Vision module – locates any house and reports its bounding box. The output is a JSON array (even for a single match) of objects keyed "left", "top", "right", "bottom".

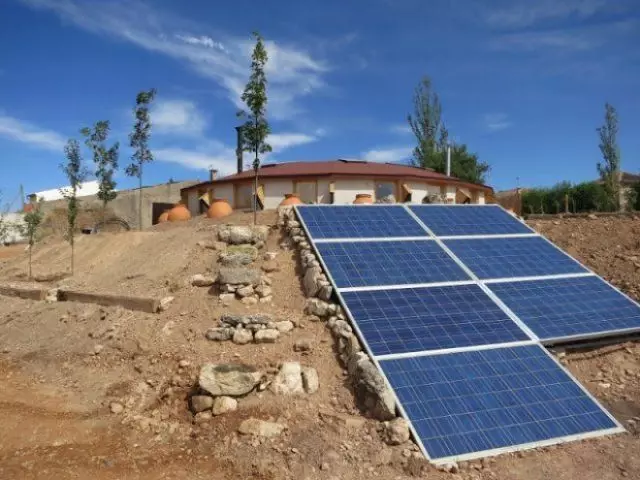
[{"left": 180, "top": 159, "right": 493, "bottom": 215}]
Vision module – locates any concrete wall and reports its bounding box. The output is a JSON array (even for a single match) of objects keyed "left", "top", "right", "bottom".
[
  {"left": 317, "top": 179, "right": 331, "bottom": 204},
  {"left": 264, "top": 180, "right": 294, "bottom": 209},
  {"left": 0, "top": 213, "right": 26, "bottom": 244},
  {"left": 334, "top": 179, "right": 375, "bottom": 204},
  {"left": 213, "top": 184, "right": 234, "bottom": 207},
  {"left": 40, "top": 180, "right": 198, "bottom": 230}
]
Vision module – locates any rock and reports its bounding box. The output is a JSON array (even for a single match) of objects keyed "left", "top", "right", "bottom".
[
  {"left": 217, "top": 267, "right": 261, "bottom": 286},
  {"left": 305, "top": 298, "right": 331, "bottom": 317},
  {"left": 302, "top": 367, "right": 319, "bottom": 394},
  {"left": 197, "top": 240, "right": 226, "bottom": 250},
  {"left": 303, "top": 266, "right": 322, "bottom": 297},
  {"left": 109, "top": 402, "right": 124, "bottom": 414},
  {"left": 93, "top": 344, "right": 104, "bottom": 355},
  {"left": 218, "top": 226, "right": 252, "bottom": 244},
  {"left": 307, "top": 315, "right": 321, "bottom": 323},
  {"left": 255, "top": 284, "right": 272, "bottom": 298},
  {"left": 158, "top": 296, "right": 174, "bottom": 311},
  {"left": 437, "top": 462, "right": 459, "bottom": 474},
  {"left": 198, "top": 363, "right": 262, "bottom": 397},
  {"left": 262, "top": 276, "right": 272, "bottom": 286},
  {"left": 178, "top": 359, "right": 191, "bottom": 368},
  {"left": 190, "top": 395, "right": 214, "bottom": 413},
  {"left": 238, "top": 418, "right": 286, "bottom": 438},
  {"left": 293, "top": 338, "right": 313, "bottom": 352},
  {"left": 263, "top": 251, "right": 277, "bottom": 260},
  {"left": 236, "top": 285, "right": 254, "bottom": 297},
  {"left": 254, "top": 329, "right": 280, "bottom": 343},
  {"left": 259, "top": 296, "right": 273, "bottom": 303},
  {"left": 191, "top": 274, "right": 216, "bottom": 287},
  {"left": 275, "top": 321, "right": 294, "bottom": 333},
  {"left": 261, "top": 260, "right": 280, "bottom": 273},
  {"left": 219, "top": 293, "right": 235, "bottom": 305},
  {"left": 212, "top": 396, "right": 238, "bottom": 415},
  {"left": 383, "top": 418, "right": 410, "bottom": 445},
  {"left": 221, "top": 313, "right": 271, "bottom": 326},
  {"left": 271, "top": 362, "right": 304, "bottom": 395},
  {"left": 195, "top": 411, "right": 212, "bottom": 423},
  {"left": 205, "top": 327, "right": 233, "bottom": 341},
  {"left": 241, "top": 296, "right": 258, "bottom": 306},
  {"left": 45, "top": 288, "right": 59, "bottom": 303},
  {"left": 332, "top": 319, "right": 352, "bottom": 338},
  {"left": 349, "top": 353, "right": 396, "bottom": 420},
  {"left": 232, "top": 328, "right": 253, "bottom": 345},
  {"left": 219, "top": 252, "right": 255, "bottom": 267}
]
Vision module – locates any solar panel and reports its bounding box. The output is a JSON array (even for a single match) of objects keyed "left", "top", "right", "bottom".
[
  {"left": 342, "top": 285, "right": 530, "bottom": 355},
  {"left": 444, "top": 236, "right": 588, "bottom": 280},
  {"left": 410, "top": 205, "right": 533, "bottom": 237},
  {"left": 380, "top": 344, "right": 620, "bottom": 462},
  {"left": 488, "top": 276, "right": 640, "bottom": 342},
  {"left": 297, "top": 205, "right": 427, "bottom": 239},
  {"left": 315, "top": 240, "right": 470, "bottom": 289}
]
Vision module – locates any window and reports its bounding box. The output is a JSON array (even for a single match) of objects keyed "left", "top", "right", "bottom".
[
  {"left": 296, "top": 182, "right": 316, "bottom": 204},
  {"left": 236, "top": 183, "right": 253, "bottom": 209},
  {"left": 375, "top": 181, "right": 396, "bottom": 201}
]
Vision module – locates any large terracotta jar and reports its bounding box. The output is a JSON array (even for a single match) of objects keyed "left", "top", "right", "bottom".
[
  {"left": 353, "top": 193, "right": 373, "bottom": 204},
  {"left": 279, "top": 193, "right": 303, "bottom": 206},
  {"left": 167, "top": 204, "right": 192, "bottom": 222},
  {"left": 157, "top": 210, "right": 170, "bottom": 223},
  {"left": 207, "top": 198, "right": 233, "bottom": 219}
]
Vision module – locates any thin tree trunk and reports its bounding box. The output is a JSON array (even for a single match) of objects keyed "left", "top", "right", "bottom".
[
  {"left": 139, "top": 163, "right": 143, "bottom": 231},
  {"left": 102, "top": 201, "right": 107, "bottom": 233},
  {"left": 71, "top": 238, "right": 74, "bottom": 275},
  {"left": 28, "top": 239, "right": 32, "bottom": 279},
  {"left": 254, "top": 168, "right": 258, "bottom": 226}
]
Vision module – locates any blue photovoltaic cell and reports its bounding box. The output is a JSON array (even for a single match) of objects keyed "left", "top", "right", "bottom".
[
  {"left": 489, "top": 276, "right": 640, "bottom": 342},
  {"left": 341, "top": 285, "right": 529, "bottom": 355},
  {"left": 315, "top": 240, "right": 470, "bottom": 288},
  {"left": 444, "top": 236, "right": 588, "bottom": 280},
  {"left": 380, "top": 344, "right": 618, "bottom": 461},
  {"left": 296, "top": 205, "right": 426, "bottom": 239},
  {"left": 409, "top": 205, "right": 533, "bottom": 237}
]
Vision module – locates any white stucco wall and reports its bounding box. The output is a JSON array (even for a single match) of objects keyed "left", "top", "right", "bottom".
[
  {"left": 406, "top": 182, "right": 428, "bottom": 203},
  {"left": 213, "top": 184, "right": 234, "bottom": 207},
  {"left": 445, "top": 186, "right": 456, "bottom": 203},
  {"left": 264, "top": 180, "right": 294, "bottom": 209},
  {"left": 317, "top": 179, "right": 331, "bottom": 204},
  {"left": 477, "top": 191, "right": 486, "bottom": 204},
  {"left": 333, "top": 179, "right": 375, "bottom": 204}
]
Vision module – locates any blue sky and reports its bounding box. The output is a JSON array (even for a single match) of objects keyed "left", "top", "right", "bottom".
[{"left": 1, "top": 0, "right": 639, "bottom": 207}]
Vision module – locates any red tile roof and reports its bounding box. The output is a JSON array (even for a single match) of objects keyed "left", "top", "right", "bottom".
[{"left": 183, "top": 159, "right": 492, "bottom": 192}]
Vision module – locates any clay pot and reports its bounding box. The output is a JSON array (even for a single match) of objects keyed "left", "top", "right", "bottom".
[
  {"left": 279, "top": 193, "right": 303, "bottom": 206},
  {"left": 353, "top": 193, "right": 373, "bottom": 204},
  {"left": 167, "top": 204, "right": 192, "bottom": 222},
  {"left": 207, "top": 198, "right": 233, "bottom": 219},
  {"left": 157, "top": 210, "right": 170, "bottom": 223}
]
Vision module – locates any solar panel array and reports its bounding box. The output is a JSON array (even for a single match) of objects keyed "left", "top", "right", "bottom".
[{"left": 295, "top": 204, "right": 636, "bottom": 463}]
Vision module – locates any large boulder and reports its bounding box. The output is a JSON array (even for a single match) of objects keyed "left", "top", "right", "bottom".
[
  {"left": 348, "top": 353, "right": 396, "bottom": 421},
  {"left": 198, "top": 363, "right": 262, "bottom": 397},
  {"left": 217, "top": 267, "right": 261, "bottom": 286},
  {"left": 271, "top": 362, "right": 304, "bottom": 395},
  {"left": 303, "top": 266, "right": 323, "bottom": 297}
]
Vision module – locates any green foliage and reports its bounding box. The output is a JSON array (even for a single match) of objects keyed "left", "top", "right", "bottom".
[
  {"left": 23, "top": 198, "right": 44, "bottom": 278},
  {"left": 521, "top": 181, "right": 611, "bottom": 215},
  {"left": 61, "top": 139, "right": 89, "bottom": 274},
  {"left": 81, "top": 120, "right": 119, "bottom": 206},
  {"left": 628, "top": 182, "right": 640, "bottom": 211},
  {"left": 596, "top": 103, "right": 621, "bottom": 210},
  {"left": 127, "top": 88, "right": 157, "bottom": 230},
  {"left": 408, "top": 76, "right": 489, "bottom": 184}
]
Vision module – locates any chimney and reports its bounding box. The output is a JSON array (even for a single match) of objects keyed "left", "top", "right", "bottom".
[
  {"left": 446, "top": 144, "right": 451, "bottom": 177},
  {"left": 209, "top": 169, "right": 218, "bottom": 181},
  {"left": 235, "top": 125, "right": 243, "bottom": 173}
]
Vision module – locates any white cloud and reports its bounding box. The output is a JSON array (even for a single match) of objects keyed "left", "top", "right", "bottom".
[
  {"left": 20, "top": 0, "right": 328, "bottom": 119},
  {"left": 269, "top": 133, "right": 318, "bottom": 151},
  {"left": 490, "top": 31, "right": 599, "bottom": 52},
  {"left": 391, "top": 124, "right": 412, "bottom": 135},
  {"left": 155, "top": 143, "right": 236, "bottom": 175},
  {"left": 0, "top": 114, "right": 66, "bottom": 151},
  {"left": 483, "top": 113, "right": 512, "bottom": 132},
  {"left": 361, "top": 146, "right": 413, "bottom": 163},
  {"left": 486, "top": 0, "right": 608, "bottom": 28},
  {"left": 152, "top": 99, "right": 206, "bottom": 135}
]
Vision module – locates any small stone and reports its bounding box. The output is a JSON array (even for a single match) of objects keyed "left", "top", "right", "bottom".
[
  {"left": 275, "top": 321, "right": 294, "bottom": 333},
  {"left": 93, "top": 344, "right": 104, "bottom": 355},
  {"left": 238, "top": 418, "right": 286, "bottom": 437},
  {"left": 158, "top": 296, "right": 174, "bottom": 311},
  {"left": 219, "top": 293, "right": 235, "bottom": 305},
  {"left": 236, "top": 285, "right": 254, "bottom": 297},
  {"left": 255, "top": 285, "right": 272, "bottom": 298},
  {"left": 262, "top": 260, "right": 280, "bottom": 273},
  {"left": 241, "top": 296, "right": 258, "bottom": 306},
  {"left": 259, "top": 296, "right": 273, "bottom": 304},
  {"left": 293, "top": 338, "right": 313, "bottom": 352},
  {"left": 438, "top": 462, "right": 459, "bottom": 473},
  {"left": 232, "top": 328, "right": 253, "bottom": 345},
  {"left": 263, "top": 252, "right": 277, "bottom": 260},
  {"left": 383, "top": 418, "right": 410, "bottom": 445},
  {"left": 205, "top": 327, "right": 233, "bottom": 341},
  {"left": 109, "top": 402, "right": 124, "bottom": 414},
  {"left": 302, "top": 367, "right": 319, "bottom": 394},
  {"left": 190, "top": 395, "right": 214, "bottom": 413},
  {"left": 195, "top": 411, "right": 212, "bottom": 423},
  {"left": 212, "top": 396, "right": 238, "bottom": 415},
  {"left": 320, "top": 462, "right": 330, "bottom": 471},
  {"left": 271, "top": 362, "right": 304, "bottom": 395},
  {"left": 191, "top": 274, "right": 216, "bottom": 287},
  {"left": 254, "top": 329, "right": 280, "bottom": 343},
  {"left": 178, "top": 360, "right": 191, "bottom": 368}
]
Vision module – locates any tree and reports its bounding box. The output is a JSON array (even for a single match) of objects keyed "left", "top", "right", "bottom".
[
  {"left": 596, "top": 103, "right": 621, "bottom": 211},
  {"left": 237, "top": 31, "right": 271, "bottom": 225},
  {"left": 127, "top": 89, "right": 157, "bottom": 230},
  {"left": 408, "top": 76, "right": 490, "bottom": 184},
  {"left": 23, "top": 198, "right": 44, "bottom": 279},
  {"left": 61, "top": 139, "right": 88, "bottom": 275},
  {"left": 81, "top": 120, "right": 119, "bottom": 230}
]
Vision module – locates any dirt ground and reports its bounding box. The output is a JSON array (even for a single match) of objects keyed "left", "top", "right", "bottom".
[{"left": 0, "top": 213, "right": 638, "bottom": 479}]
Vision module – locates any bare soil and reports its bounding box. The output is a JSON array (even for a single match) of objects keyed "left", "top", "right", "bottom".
[{"left": 0, "top": 213, "right": 638, "bottom": 479}]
